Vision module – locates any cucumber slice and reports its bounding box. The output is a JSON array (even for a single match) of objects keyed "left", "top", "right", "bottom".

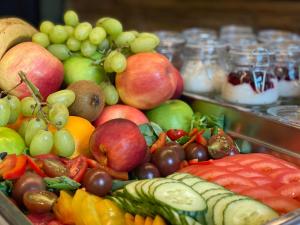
[
  {"left": 183, "top": 215, "right": 204, "bottom": 225},
  {"left": 141, "top": 178, "right": 159, "bottom": 201},
  {"left": 153, "top": 182, "right": 207, "bottom": 212},
  {"left": 223, "top": 199, "right": 279, "bottom": 225},
  {"left": 192, "top": 181, "right": 223, "bottom": 194},
  {"left": 213, "top": 195, "right": 248, "bottom": 225},
  {"left": 148, "top": 178, "right": 177, "bottom": 198},
  {"left": 135, "top": 179, "right": 148, "bottom": 200},
  {"left": 205, "top": 193, "right": 233, "bottom": 225},
  {"left": 124, "top": 180, "right": 141, "bottom": 200},
  {"left": 180, "top": 177, "right": 204, "bottom": 186},
  {"left": 167, "top": 172, "right": 194, "bottom": 180},
  {"left": 201, "top": 188, "right": 232, "bottom": 200}
]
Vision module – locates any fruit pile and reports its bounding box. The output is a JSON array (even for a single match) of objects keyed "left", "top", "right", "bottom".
[{"left": 180, "top": 153, "right": 300, "bottom": 215}]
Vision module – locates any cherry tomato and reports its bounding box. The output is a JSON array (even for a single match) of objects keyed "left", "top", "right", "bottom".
[
  {"left": 26, "top": 156, "right": 46, "bottom": 177},
  {"left": 66, "top": 155, "right": 88, "bottom": 182},
  {"left": 166, "top": 129, "right": 187, "bottom": 141},
  {"left": 27, "top": 213, "right": 55, "bottom": 225}
]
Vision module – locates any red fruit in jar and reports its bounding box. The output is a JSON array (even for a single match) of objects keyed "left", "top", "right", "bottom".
[
  {"left": 0, "top": 42, "right": 64, "bottom": 99},
  {"left": 207, "top": 134, "right": 239, "bottom": 159},
  {"left": 89, "top": 118, "right": 147, "bottom": 172},
  {"left": 116, "top": 53, "right": 177, "bottom": 110},
  {"left": 93, "top": 104, "right": 149, "bottom": 126}
]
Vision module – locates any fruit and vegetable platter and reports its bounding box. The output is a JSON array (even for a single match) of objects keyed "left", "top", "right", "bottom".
[{"left": 0, "top": 10, "right": 299, "bottom": 225}]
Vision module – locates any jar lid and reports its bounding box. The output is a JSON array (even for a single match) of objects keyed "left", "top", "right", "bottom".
[
  {"left": 220, "top": 25, "right": 253, "bottom": 36},
  {"left": 182, "top": 27, "right": 218, "bottom": 44},
  {"left": 258, "top": 29, "right": 299, "bottom": 44},
  {"left": 220, "top": 33, "right": 257, "bottom": 47},
  {"left": 155, "top": 31, "right": 185, "bottom": 47},
  {"left": 183, "top": 40, "right": 226, "bottom": 59}
]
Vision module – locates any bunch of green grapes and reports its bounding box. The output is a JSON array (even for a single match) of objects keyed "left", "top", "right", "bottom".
[
  {"left": 0, "top": 95, "right": 21, "bottom": 127},
  {"left": 19, "top": 90, "right": 76, "bottom": 157},
  {"left": 32, "top": 10, "right": 160, "bottom": 73}
]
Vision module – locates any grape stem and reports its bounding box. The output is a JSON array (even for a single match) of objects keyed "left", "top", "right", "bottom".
[
  {"left": 18, "top": 71, "right": 50, "bottom": 124},
  {"left": 0, "top": 81, "right": 23, "bottom": 98}
]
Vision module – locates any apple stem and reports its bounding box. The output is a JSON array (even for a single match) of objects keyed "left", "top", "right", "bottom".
[{"left": 18, "top": 71, "right": 50, "bottom": 125}]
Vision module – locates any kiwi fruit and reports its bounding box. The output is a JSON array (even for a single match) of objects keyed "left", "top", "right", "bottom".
[{"left": 67, "top": 80, "right": 105, "bottom": 121}]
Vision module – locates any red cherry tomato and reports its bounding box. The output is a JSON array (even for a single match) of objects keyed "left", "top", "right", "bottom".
[
  {"left": 166, "top": 129, "right": 187, "bottom": 141},
  {"left": 27, "top": 213, "right": 55, "bottom": 225},
  {"left": 66, "top": 155, "right": 88, "bottom": 182},
  {"left": 26, "top": 156, "right": 46, "bottom": 177}
]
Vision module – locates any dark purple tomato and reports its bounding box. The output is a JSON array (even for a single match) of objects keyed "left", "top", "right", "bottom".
[
  {"left": 152, "top": 147, "right": 181, "bottom": 177},
  {"left": 82, "top": 168, "right": 112, "bottom": 197},
  {"left": 185, "top": 143, "right": 210, "bottom": 161},
  {"left": 135, "top": 162, "right": 160, "bottom": 179},
  {"left": 12, "top": 172, "right": 46, "bottom": 204},
  {"left": 23, "top": 190, "right": 57, "bottom": 214},
  {"left": 165, "top": 142, "right": 185, "bottom": 161},
  {"left": 140, "top": 147, "right": 152, "bottom": 164},
  {"left": 208, "top": 134, "right": 239, "bottom": 159},
  {"left": 43, "top": 159, "right": 69, "bottom": 177}
]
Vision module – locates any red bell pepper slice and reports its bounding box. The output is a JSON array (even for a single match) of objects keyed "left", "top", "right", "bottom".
[
  {"left": 150, "top": 132, "right": 167, "bottom": 153},
  {"left": 3, "top": 155, "right": 27, "bottom": 180},
  {"left": 166, "top": 129, "right": 187, "bottom": 141},
  {"left": 196, "top": 131, "right": 207, "bottom": 146},
  {"left": 26, "top": 156, "right": 46, "bottom": 177},
  {"left": 34, "top": 154, "right": 60, "bottom": 161},
  {"left": 66, "top": 155, "right": 88, "bottom": 182},
  {"left": 0, "top": 154, "right": 17, "bottom": 176}
]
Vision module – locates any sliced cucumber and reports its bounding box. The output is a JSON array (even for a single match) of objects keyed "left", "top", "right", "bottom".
[
  {"left": 180, "top": 177, "right": 204, "bottom": 186},
  {"left": 205, "top": 193, "right": 233, "bottom": 225},
  {"left": 135, "top": 179, "right": 147, "bottom": 200},
  {"left": 201, "top": 188, "right": 232, "bottom": 200},
  {"left": 183, "top": 215, "right": 204, "bottom": 225},
  {"left": 148, "top": 178, "right": 176, "bottom": 198},
  {"left": 223, "top": 199, "right": 279, "bottom": 225},
  {"left": 153, "top": 182, "right": 207, "bottom": 213},
  {"left": 192, "top": 181, "right": 224, "bottom": 195},
  {"left": 124, "top": 180, "right": 141, "bottom": 200},
  {"left": 167, "top": 172, "right": 194, "bottom": 180},
  {"left": 213, "top": 195, "right": 248, "bottom": 225},
  {"left": 141, "top": 179, "right": 159, "bottom": 201}
]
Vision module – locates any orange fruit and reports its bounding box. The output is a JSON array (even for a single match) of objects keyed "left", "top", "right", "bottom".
[
  {"left": 7, "top": 114, "right": 30, "bottom": 131},
  {"left": 63, "top": 116, "right": 95, "bottom": 158}
]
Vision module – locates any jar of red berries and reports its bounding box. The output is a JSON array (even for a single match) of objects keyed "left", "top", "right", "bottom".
[{"left": 221, "top": 45, "right": 278, "bottom": 105}]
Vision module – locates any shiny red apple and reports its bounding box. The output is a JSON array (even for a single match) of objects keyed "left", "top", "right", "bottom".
[
  {"left": 89, "top": 118, "right": 147, "bottom": 172},
  {"left": 171, "top": 68, "right": 184, "bottom": 99},
  {"left": 116, "top": 53, "right": 177, "bottom": 110},
  {"left": 0, "top": 42, "right": 64, "bottom": 99},
  {"left": 93, "top": 104, "right": 149, "bottom": 126}
]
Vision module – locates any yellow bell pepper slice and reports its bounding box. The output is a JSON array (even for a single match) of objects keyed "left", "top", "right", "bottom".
[
  {"left": 95, "top": 199, "right": 125, "bottom": 225},
  {"left": 134, "top": 215, "right": 145, "bottom": 225},
  {"left": 80, "top": 194, "right": 103, "bottom": 225},
  {"left": 53, "top": 190, "right": 75, "bottom": 225},
  {"left": 72, "top": 189, "right": 87, "bottom": 225},
  {"left": 144, "top": 217, "right": 153, "bottom": 225},
  {"left": 152, "top": 215, "right": 167, "bottom": 225}
]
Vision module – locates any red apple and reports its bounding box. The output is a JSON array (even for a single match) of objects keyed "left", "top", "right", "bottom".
[
  {"left": 89, "top": 118, "right": 147, "bottom": 172},
  {"left": 171, "top": 68, "right": 184, "bottom": 99},
  {"left": 93, "top": 104, "right": 149, "bottom": 126},
  {"left": 0, "top": 42, "right": 64, "bottom": 99},
  {"left": 116, "top": 53, "right": 177, "bottom": 110}
]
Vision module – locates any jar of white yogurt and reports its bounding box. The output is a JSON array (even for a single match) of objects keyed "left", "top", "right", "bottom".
[
  {"left": 181, "top": 40, "right": 226, "bottom": 95},
  {"left": 221, "top": 45, "right": 279, "bottom": 105}
]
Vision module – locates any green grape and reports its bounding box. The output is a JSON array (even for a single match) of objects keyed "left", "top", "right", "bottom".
[
  {"left": 138, "top": 32, "right": 160, "bottom": 45},
  {"left": 74, "top": 22, "right": 92, "bottom": 41},
  {"left": 21, "top": 97, "right": 38, "bottom": 117},
  {"left": 80, "top": 40, "right": 96, "bottom": 57},
  {"left": 0, "top": 98, "right": 10, "bottom": 126},
  {"left": 40, "top": 21, "right": 54, "bottom": 34},
  {"left": 103, "top": 54, "right": 114, "bottom": 73},
  {"left": 110, "top": 52, "right": 127, "bottom": 73},
  {"left": 4, "top": 95, "right": 21, "bottom": 124},
  {"left": 66, "top": 37, "right": 81, "bottom": 51},
  {"left": 30, "top": 130, "right": 53, "bottom": 156},
  {"left": 90, "top": 51, "right": 104, "bottom": 61},
  {"left": 47, "top": 90, "right": 75, "bottom": 107},
  {"left": 128, "top": 30, "right": 139, "bottom": 37},
  {"left": 47, "top": 44, "right": 71, "bottom": 61},
  {"left": 115, "top": 31, "right": 136, "bottom": 48},
  {"left": 53, "top": 129, "right": 75, "bottom": 157},
  {"left": 64, "top": 25, "right": 74, "bottom": 36},
  {"left": 25, "top": 118, "right": 47, "bottom": 146},
  {"left": 49, "top": 25, "right": 68, "bottom": 44},
  {"left": 48, "top": 103, "right": 69, "bottom": 129},
  {"left": 88, "top": 27, "right": 106, "bottom": 45},
  {"left": 98, "top": 38, "right": 110, "bottom": 51},
  {"left": 18, "top": 120, "right": 29, "bottom": 138},
  {"left": 96, "top": 17, "right": 123, "bottom": 37},
  {"left": 130, "top": 37, "right": 158, "bottom": 53},
  {"left": 63, "top": 10, "right": 79, "bottom": 27},
  {"left": 99, "top": 82, "right": 119, "bottom": 105},
  {"left": 32, "top": 32, "right": 50, "bottom": 47}
]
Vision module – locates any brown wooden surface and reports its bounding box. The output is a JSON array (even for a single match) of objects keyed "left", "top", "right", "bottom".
[{"left": 66, "top": 0, "right": 300, "bottom": 33}]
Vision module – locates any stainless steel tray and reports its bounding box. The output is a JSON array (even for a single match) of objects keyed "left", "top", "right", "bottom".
[{"left": 1, "top": 92, "right": 300, "bottom": 225}]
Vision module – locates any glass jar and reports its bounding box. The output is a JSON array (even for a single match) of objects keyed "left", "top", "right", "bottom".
[
  {"left": 182, "top": 28, "right": 218, "bottom": 44},
  {"left": 221, "top": 45, "right": 278, "bottom": 105},
  {"left": 181, "top": 40, "right": 227, "bottom": 95},
  {"left": 155, "top": 31, "right": 185, "bottom": 70},
  {"left": 258, "top": 29, "right": 299, "bottom": 44},
  {"left": 220, "top": 25, "right": 254, "bottom": 38},
  {"left": 271, "top": 42, "right": 300, "bottom": 98}
]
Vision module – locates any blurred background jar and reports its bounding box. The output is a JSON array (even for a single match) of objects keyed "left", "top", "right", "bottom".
[
  {"left": 220, "top": 25, "right": 254, "bottom": 39},
  {"left": 155, "top": 31, "right": 186, "bottom": 70},
  {"left": 270, "top": 42, "right": 300, "bottom": 100},
  {"left": 181, "top": 40, "right": 226, "bottom": 95},
  {"left": 182, "top": 27, "right": 218, "bottom": 44},
  {"left": 258, "top": 29, "right": 300, "bottom": 44},
  {"left": 221, "top": 45, "right": 278, "bottom": 106}
]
